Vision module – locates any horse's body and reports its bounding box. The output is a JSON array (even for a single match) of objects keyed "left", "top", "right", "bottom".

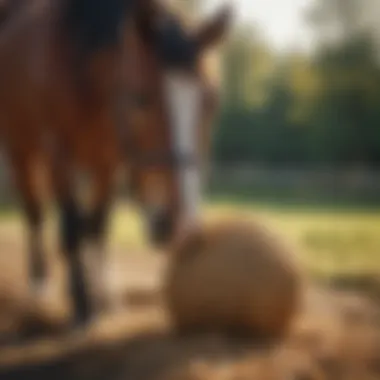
[
  {"left": 0, "top": 0, "right": 120, "bottom": 169},
  {"left": 0, "top": 0, "right": 122, "bottom": 279},
  {"left": 0, "top": 0, "right": 134, "bottom": 326},
  {"left": 0, "top": 0, "right": 232, "bottom": 329}
]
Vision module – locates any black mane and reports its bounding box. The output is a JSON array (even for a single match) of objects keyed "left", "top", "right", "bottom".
[
  {"left": 62, "top": 0, "right": 198, "bottom": 70},
  {"left": 153, "top": 13, "right": 198, "bottom": 69},
  {"left": 63, "top": 0, "right": 136, "bottom": 55}
]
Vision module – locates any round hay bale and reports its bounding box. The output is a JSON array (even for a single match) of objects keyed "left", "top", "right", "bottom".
[{"left": 164, "top": 217, "right": 303, "bottom": 338}]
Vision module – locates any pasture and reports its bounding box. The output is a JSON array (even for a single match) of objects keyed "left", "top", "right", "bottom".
[
  {"left": 110, "top": 200, "right": 380, "bottom": 279},
  {"left": 0, "top": 200, "right": 379, "bottom": 380},
  {"left": 2, "top": 199, "right": 378, "bottom": 278}
]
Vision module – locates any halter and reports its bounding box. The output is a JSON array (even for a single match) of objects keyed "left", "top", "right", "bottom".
[
  {"left": 113, "top": 84, "right": 200, "bottom": 173},
  {"left": 113, "top": 8, "right": 200, "bottom": 175}
]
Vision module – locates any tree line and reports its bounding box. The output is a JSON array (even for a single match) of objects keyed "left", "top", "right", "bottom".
[{"left": 211, "top": 0, "right": 380, "bottom": 167}]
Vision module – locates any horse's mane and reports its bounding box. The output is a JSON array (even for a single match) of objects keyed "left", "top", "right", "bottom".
[
  {"left": 143, "top": 9, "right": 198, "bottom": 69},
  {"left": 62, "top": 0, "right": 135, "bottom": 55},
  {"left": 61, "top": 0, "right": 198, "bottom": 69},
  {"left": 156, "top": 17, "right": 198, "bottom": 69}
]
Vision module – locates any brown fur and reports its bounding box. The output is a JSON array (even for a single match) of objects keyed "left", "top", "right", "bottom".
[
  {"left": 0, "top": 0, "right": 157, "bottom": 325},
  {"left": 0, "top": 0, "right": 232, "bottom": 326},
  {"left": 164, "top": 217, "right": 303, "bottom": 338}
]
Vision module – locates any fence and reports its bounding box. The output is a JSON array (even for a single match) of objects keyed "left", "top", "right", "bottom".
[
  {"left": 208, "top": 164, "right": 380, "bottom": 206},
  {"left": 0, "top": 158, "right": 380, "bottom": 207}
]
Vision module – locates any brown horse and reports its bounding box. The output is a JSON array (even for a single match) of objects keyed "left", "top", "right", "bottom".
[{"left": 0, "top": 0, "right": 231, "bottom": 327}]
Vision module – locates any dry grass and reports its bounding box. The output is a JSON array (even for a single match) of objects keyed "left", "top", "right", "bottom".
[
  {"left": 0, "top": 285, "right": 379, "bottom": 380},
  {"left": 0, "top": 241, "right": 378, "bottom": 380},
  {"left": 0, "top": 204, "right": 379, "bottom": 379}
]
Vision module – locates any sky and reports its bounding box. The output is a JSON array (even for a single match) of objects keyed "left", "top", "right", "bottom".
[{"left": 204, "top": 0, "right": 315, "bottom": 53}]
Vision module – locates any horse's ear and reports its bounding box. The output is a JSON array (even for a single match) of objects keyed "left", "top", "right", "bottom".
[{"left": 194, "top": 5, "right": 233, "bottom": 51}]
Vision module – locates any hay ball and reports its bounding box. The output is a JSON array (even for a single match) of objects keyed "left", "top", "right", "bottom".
[{"left": 164, "top": 217, "right": 303, "bottom": 337}]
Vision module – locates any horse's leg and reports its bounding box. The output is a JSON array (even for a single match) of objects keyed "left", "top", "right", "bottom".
[
  {"left": 9, "top": 151, "right": 47, "bottom": 293},
  {"left": 50, "top": 153, "right": 92, "bottom": 325},
  {"left": 83, "top": 165, "right": 114, "bottom": 314},
  {"left": 59, "top": 195, "right": 92, "bottom": 325}
]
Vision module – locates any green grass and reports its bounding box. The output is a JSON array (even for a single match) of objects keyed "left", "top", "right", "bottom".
[
  {"left": 1, "top": 200, "right": 380, "bottom": 279},
  {"left": 110, "top": 200, "right": 380, "bottom": 279}
]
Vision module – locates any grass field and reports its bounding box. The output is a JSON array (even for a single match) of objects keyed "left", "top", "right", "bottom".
[
  {"left": 1, "top": 199, "right": 380, "bottom": 279},
  {"left": 110, "top": 199, "right": 380, "bottom": 279}
]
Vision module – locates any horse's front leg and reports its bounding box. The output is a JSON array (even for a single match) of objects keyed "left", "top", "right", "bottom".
[
  {"left": 50, "top": 152, "right": 92, "bottom": 326},
  {"left": 9, "top": 149, "right": 47, "bottom": 294},
  {"left": 83, "top": 164, "right": 115, "bottom": 315}
]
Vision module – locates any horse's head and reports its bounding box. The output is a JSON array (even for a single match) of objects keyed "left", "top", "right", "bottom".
[{"left": 121, "top": 4, "right": 232, "bottom": 247}]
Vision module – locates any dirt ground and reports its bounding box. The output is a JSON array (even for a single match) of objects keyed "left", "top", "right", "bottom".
[{"left": 0, "top": 229, "right": 379, "bottom": 380}]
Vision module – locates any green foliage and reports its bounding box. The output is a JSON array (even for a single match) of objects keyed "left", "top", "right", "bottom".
[{"left": 212, "top": 0, "right": 380, "bottom": 167}]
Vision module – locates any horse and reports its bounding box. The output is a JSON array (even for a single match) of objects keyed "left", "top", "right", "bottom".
[{"left": 0, "top": 0, "right": 232, "bottom": 327}]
